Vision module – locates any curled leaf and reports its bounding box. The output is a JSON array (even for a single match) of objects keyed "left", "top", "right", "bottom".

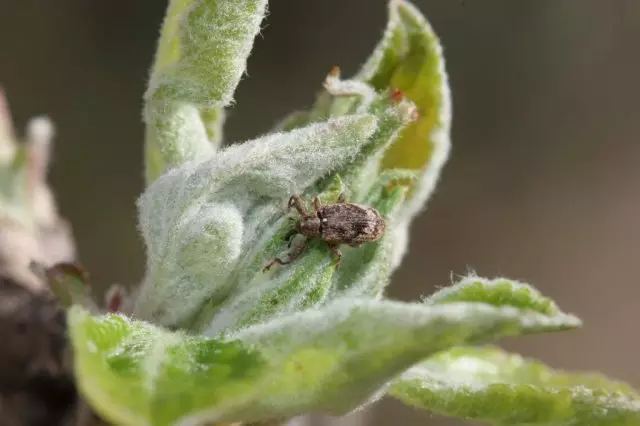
[
  {"left": 134, "top": 202, "right": 245, "bottom": 327},
  {"left": 355, "top": 0, "right": 452, "bottom": 272},
  {"left": 339, "top": 90, "right": 417, "bottom": 199},
  {"left": 281, "top": 0, "right": 451, "bottom": 272},
  {"left": 198, "top": 177, "right": 347, "bottom": 335},
  {"left": 200, "top": 106, "right": 226, "bottom": 147},
  {"left": 147, "top": 0, "right": 269, "bottom": 107},
  {"left": 134, "top": 115, "right": 379, "bottom": 327},
  {"left": 389, "top": 346, "right": 640, "bottom": 425},
  {"left": 358, "top": 0, "right": 451, "bottom": 172},
  {"left": 145, "top": 0, "right": 269, "bottom": 183}
]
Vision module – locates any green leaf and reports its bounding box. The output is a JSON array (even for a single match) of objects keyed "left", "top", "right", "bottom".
[
  {"left": 210, "top": 299, "right": 580, "bottom": 422},
  {"left": 333, "top": 175, "right": 414, "bottom": 298},
  {"left": 272, "top": 110, "right": 312, "bottom": 133},
  {"left": 425, "top": 275, "right": 567, "bottom": 318},
  {"left": 134, "top": 115, "right": 379, "bottom": 327},
  {"left": 339, "top": 90, "right": 417, "bottom": 200},
  {"left": 199, "top": 239, "right": 337, "bottom": 335},
  {"left": 195, "top": 175, "right": 347, "bottom": 335},
  {"left": 68, "top": 306, "right": 266, "bottom": 426},
  {"left": 322, "top": 66, "right": 378, "bottom": 115},
  {"left": 148, "top": 0, "right": 267, "bottom": 107},
  {"left": 264, "top": 0, "right": 454, "bottom": 277},
  {"left": 144, "top": 102, "right": 214, "bottom": 185},
  {"left": 70, "top": 297, "right": 580, "bottom": 426},
  {"left": 265, "top": 0, "right": 452, "bottom": 273},
  {"left": 389, "top": 346, "right": 640, "bottom": 426},
  {"left": 155, "top": 94, "right": 416, "bottom": 331},
  {"left": 356, "top": 0, "right": 452, "bottom": 263},
  {"left": 199, "top": 106, "right": 226, "bottom": 147},
  {"left": 358, "top": 0, "right": 450, "bottom": 168},
  {"left": 144, "top": 0, "right": 268, "bottom": 183}
]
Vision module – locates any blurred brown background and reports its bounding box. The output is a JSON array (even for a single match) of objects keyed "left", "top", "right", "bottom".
[{"left": 1, "top": 1, "right": 639, "bottom": 425}]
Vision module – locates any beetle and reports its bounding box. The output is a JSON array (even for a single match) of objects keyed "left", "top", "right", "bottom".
[{"left": 263, "top": 192, "right": 386, "bottom": 271}]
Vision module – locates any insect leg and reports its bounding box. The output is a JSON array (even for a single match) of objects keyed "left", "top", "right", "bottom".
[
  {"left": 327, "top": 243, "right": 342, "bottom": 269},
  {"left": 262, "top": 238, "right": 309, "bottom": 272},
  {"left": 288, "top": 195, "right": 308, "bottom": 216},
  {"left": 283, "top": 228, "right": 298, "bottom": 248},
  {"left": 288, "top": 238, "right": 309, "bottom": 261},
  {"left": 312, "top": 197, "right": 322, "bottom": 213},
  {"left": 263, "top": 257, "right": 291, "bottom": 272}
]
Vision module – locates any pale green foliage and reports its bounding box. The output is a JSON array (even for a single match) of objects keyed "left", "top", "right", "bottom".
[
  {"left": 358, "top": 0, "right": 452, "bottom": 225},
  {"left": 144, "top": 0, "right": 268, "bottom": 183},
  {"left": 368, "top": 0, "right": 451, "bottom": 271},
  {"left": 224, "top": 298, "right": 578, "bottom": 422},
  {"left": 134, "top": 114, "right": 379, "bottom": 327},
  {"left": 425, "top": 275, "right": 563, "bottom": 316},
  {"left": 390, "top": 346, "right": 640, "bottom": 425},
  {"left": 273, "top": 0, "right": 452, "bottom": 272},
  {"left": 65, "top": 0, "right": 640, "bottom": 425},
  {"left": 70, "top": 292, "right": 579, "bottom": 426}
]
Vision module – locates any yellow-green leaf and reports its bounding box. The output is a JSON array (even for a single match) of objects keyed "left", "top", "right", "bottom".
[
  {"left": 390, "top": 346, "right": 640, "bottom": 425},
  {"left": 356, "top": 0, "right": 451, "bottom": 224}
]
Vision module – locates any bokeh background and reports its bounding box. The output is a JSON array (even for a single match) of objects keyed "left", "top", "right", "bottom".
[{"left": 1, "top": 1, "right": 639, "bottom": 425}]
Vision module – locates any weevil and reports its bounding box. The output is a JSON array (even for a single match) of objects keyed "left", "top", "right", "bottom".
[{"left": 263, "top": 193, "right": 386, "bottom": 271}]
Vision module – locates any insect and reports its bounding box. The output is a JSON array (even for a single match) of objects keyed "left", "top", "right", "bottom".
[{"left": 263, "top": 193, "right": 386, "bottom": 271}]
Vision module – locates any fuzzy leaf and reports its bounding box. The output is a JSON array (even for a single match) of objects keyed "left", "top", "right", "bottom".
[
  {"left": 189, "top": 97, "right": 416, "bottom": 331},
  {"left": 222, "top": 298, "right": 579, "bottom": 422},
  {"left": 144, "top": 0, "right": 268, "bottom": 183},
  {"left": 389, "top": 346, "right": 640, "bottom": 425},
  {"left": 70, "top": 296, "right": 580, "bottom": 426},
  {"left": 353, "top": 0, "right": 452, "bottom": 273},
  {"left": 276, "top": 0, "right": 452, "bottom": 272},
  {"left": 200, "top": 106, "right": 226, "bottom": 146},
  {"left": 272, "top": 110, "right": 312, "bottom": 133},
  {"left": 357, "top": 0, "right": 450, "bottom": 169},
  {"left": 199, "top": 238, "right": 337, "bottom": 335},
  {"left": 148, "top": 0, "right": 268, "bottom": 107},
  {"left": 68, "top": 306, "right": 267, "bottom": 426},
  {"left": 307, "top": 98, "right": 419, "bottom": 299},
  {"left": 134, "top": 115, "right": 379, "bottom": 327},
  {"left": 333, "top": 175, "right": 414, "bottom": 298},
  {"left": 425, "top": 275, "right": 566, "bottom": 318},
  {"left": 322, "top": 66, "right": 378, "bottom": 116},
  {"left": 339, "top": 91, "right": 417, "bottom": 200},
  {"left": 197, "top": 176, "right": 347, "bottom": 335},
  {"left": 144, "top": 102, "right": 214, "bottom": 185}
]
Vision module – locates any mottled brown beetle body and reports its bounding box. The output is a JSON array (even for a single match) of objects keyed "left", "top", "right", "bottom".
[
  {"left": 263, "top": 193, "right": 386, "bottom": 271},
  {"left": 316, "top": 203, "right": 385, "bottom": 246}
]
